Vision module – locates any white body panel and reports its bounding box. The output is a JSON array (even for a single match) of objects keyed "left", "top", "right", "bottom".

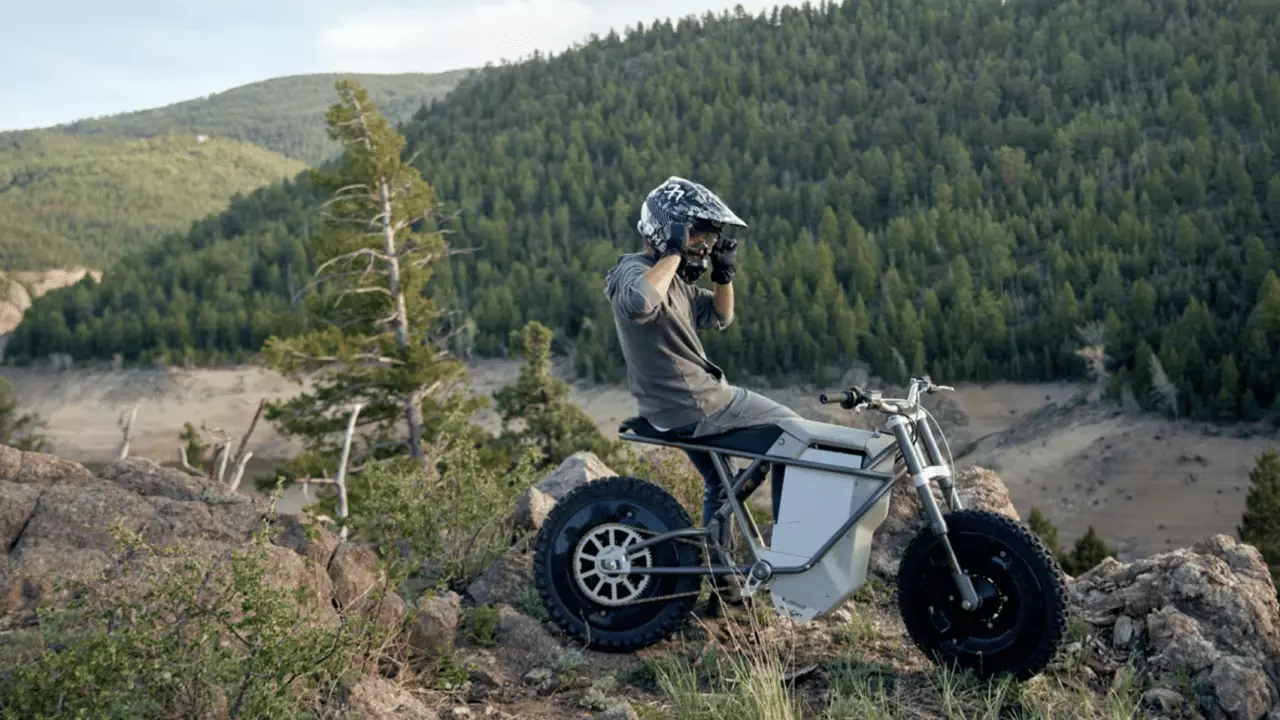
[{"left": 759, "top": 442, "right": 893, "bottom": 623}]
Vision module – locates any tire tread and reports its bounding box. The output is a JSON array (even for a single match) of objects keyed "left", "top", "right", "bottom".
[
  {"left": 532, "top": 475, "right": 700, "bottom": 653},
  {"left": 897, "top": 508, "right": 1069, "bottom": 681}
]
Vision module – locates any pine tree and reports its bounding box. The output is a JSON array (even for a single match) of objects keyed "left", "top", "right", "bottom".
[
  {"left": 261, "top": 80, "right": 477, "bottom": 476},
  {"left": 1027, "top": 507, "right": 1061, "bottom": 557},
  {"left": 1239, "top": 451, "right": 1280, "bottom": 584},
  {"left": 1061, "top": 526, "right": 1116, "bottom": 575},
  {"left": 0, "top": 378, "right": 48, "bottom": 452},
  {"left": 492, "top": 321, "right": 629, "bottom": 471}
]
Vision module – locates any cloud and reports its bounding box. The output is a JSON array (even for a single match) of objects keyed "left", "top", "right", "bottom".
[{"left": 320, "top": 0, "right": 599, "bottom": 72}]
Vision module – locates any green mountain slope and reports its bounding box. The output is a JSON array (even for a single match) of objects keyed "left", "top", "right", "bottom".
[
  {"left": 54, "top": 71, "right": 474, "bottom": 165},
  {"left": 0, "top": 131, "right": 308, "bottom": 270},
  {"left": 11, "top": 0, "right": 1280, "bottom": 422}
]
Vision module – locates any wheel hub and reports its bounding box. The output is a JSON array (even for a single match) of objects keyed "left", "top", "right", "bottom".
[{"left": 572, "top": 523, "right": 653, "bottom": 607}]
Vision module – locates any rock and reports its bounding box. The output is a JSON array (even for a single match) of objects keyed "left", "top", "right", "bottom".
[
  {"left": 271, "top": 512, "right": 341, "bottom": 569},
  {"left": 1141, "top": 688, "right": 1185, "bottom": 714},
  {"left": 494, "top": 604, "right": 563, "bottom": 674},
  {"left": 1070, "top": 534, "right": 1280, "bottom": 720},
  {"left": 0, "top": 445, "right": 93, "bottom": 486},
  {"left": 461, "top": 650, "right": 507, "bottom": 687},
  {"left": 1210, "top": 656, "right": 1274, "bottom": 720},
  {"left": 408, "top": 591, "right": 461, "bottom": 662},
  {"left": 2, "top": 450, "right": 269, "bottom": 607},
  {"left": 0, "top": 482, "right": 41, "bottom": 549},
  {"left": 523, "top": 667, "right": 552, "bottom": 684},
  {"left": 329, "top": 543, "right": 385, "bottom": 611},
  {"left": 511, "top": 487, "right": 556, "bottom": 533},
  {"left": 444, "top": 707, "right": 474, "bottom": 720},
  {"left": 346, "top": 677, "right": 439, "bottom": 719},
  {"left": 1112, "top": 615, "right": 1135, "bottom": 649},
  {"left": 263, "top": 544, "right": 339, "bottom": 628},
  {"left": 535, "top": 452, "right": 614, "bottom": 501},
  {"left": 869, "top": 466, "right": 1019, "bottom": 578},
  {"left": 466, "top": 548, "right": 532, "bottom": 607},
  {"left": 97, "top": 457, "right": 238, "bottom": 503},
  {"left": 591, "top": 702, "right": 640, "bottom": 720}
]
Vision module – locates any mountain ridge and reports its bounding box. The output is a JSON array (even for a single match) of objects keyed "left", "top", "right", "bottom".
[
  {"left": 45, "top": 70, "right": 476, "bottom": 165},
  {"left": 9, "top": 0, "right": 1280, "bottom": 424}
]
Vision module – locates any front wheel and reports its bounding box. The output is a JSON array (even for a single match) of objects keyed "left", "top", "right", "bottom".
[
  {"left": 532, "top": 476, "right": 703, "bottom": 652},
  {"left": 897, "top": 509, "right": 1068, "bottom": 681}
]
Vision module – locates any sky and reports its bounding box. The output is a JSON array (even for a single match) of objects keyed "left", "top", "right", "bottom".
[{"left": 1, "top": 0, "right": 785, "bottom": 131}]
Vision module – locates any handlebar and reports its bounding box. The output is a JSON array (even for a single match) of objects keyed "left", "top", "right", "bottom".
[{"left": 818, "top": 377, "right": 954, "bottom": 414}]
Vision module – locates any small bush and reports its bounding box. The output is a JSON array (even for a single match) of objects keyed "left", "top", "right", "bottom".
[
  {"left": 463, "top": 604, "right": 500, "bottom": 648},
  {"left": 345, "top": 407, "right": 542, "bottom": 589},
  {"left": 0, "top": 521, "right": 372, "bottom": 720}
]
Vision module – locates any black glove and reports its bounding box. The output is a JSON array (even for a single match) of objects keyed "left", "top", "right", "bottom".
[
  {"left": 710, "top": 237, "right": 738, "bottom": 284},
  {"left": 662, "top": 222, "right": 689, "bottom": 258}
]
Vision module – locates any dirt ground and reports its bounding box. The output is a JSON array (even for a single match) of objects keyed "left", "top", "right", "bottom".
[{"left": 3, "top": 360, "right": 1276, "bottom": 561}]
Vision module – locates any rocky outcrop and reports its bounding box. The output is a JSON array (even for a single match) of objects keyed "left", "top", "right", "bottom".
[
  {"left": 534, "top": 451, "right": 614, "bottom": 500},
  {"left": 1070, "top": 534, "right": 1280, "bottom": 720},
  {"left": 0, "top": 447, "right": 267, "bottom": 613},
  {"left": 869, "top": 466, "right": 1020, "bottom": 578}
]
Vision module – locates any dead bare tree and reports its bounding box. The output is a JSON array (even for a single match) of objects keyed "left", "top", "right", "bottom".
[
  {"left": 294, "top": 403, "right": 364, "bottom": 540},
  {"left": 1149, "top": 352, "right": 1180, "bottom": 419},
  {"left": 117, "top": 405, "right": 139, "bottom": 460},
  {"left": 174, "top": 399, "right": 267, "bottom": 492},
  {"left": 1073, "top": 320, "right": 1111, "bottom": 401}
]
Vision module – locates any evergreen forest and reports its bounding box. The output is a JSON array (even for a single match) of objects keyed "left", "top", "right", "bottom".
[{"left": 9, "top": 0, "right": 1280, "bottom": 423}]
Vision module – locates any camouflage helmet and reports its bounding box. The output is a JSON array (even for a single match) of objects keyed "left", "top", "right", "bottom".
[{"left": 636, "top": 176, "right": 747, "bottom": 252}]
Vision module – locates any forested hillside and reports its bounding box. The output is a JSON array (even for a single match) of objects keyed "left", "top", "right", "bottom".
[
  {"left": 10, "top": 0, "right": 1280, "bottom": 422},
  {"left": 0, "top": 132, "right": 307, "bottom": 269},
  {"left": 50, "top": 71, "right": 474, "bottom": 165}
]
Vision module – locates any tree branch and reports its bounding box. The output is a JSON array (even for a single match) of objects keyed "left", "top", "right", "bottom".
[
  {"left": 335, "top": 404, "right": 364, "bottom": 541},
  {"left": 227, "top": 451, "right": 253, "bottom": 493},
  {"left": 117, "top": 405, "right": 139, "bottom": 461},
  {"left": 177, "top": 445, "right": 205, "bottom": 476},
  {"left": 230, "top": 399, "right": 266, "bottom": 476}
]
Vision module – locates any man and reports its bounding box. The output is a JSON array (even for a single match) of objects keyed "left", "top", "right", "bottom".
[{"left": 603, "top": 176, "right": 799, "bottom": 536}]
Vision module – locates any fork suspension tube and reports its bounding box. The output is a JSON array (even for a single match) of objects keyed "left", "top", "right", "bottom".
[
  {"left": 887, "top": 416, "right": 981, "bottom": 611},
  {"left": 914, "top": 415, "right": 964, "bottom": 512}
]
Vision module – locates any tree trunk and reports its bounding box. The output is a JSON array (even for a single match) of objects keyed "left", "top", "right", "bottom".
[{"left": 377, "top": 175, "right": 426, "bottom": 463}]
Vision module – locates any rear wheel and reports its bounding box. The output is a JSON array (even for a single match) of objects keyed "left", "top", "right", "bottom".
[
  {"left": 533, "top": 476, "right": 703, "bottom": 652},
  {"left": 896, "top": 509, "right": 1068, "bottom": 681}
]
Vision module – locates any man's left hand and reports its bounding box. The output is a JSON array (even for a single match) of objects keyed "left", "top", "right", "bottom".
[{"left": 710, "top": 237, "right": 738, "bottom": 284}]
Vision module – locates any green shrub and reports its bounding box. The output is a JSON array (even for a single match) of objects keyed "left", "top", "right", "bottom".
[{"left": 0, "top": 521, "right": 373, "bottom": 720}]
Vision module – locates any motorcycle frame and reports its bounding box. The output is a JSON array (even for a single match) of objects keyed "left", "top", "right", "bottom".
[{"left": 615, "top": 398, "right": 982, "bottom": 609}]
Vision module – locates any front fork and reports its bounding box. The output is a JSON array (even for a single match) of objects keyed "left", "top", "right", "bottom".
[{"left": 887, "top": 413, "right": 982, "bottom": 611}]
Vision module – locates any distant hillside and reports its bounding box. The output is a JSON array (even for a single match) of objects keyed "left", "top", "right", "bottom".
[
  {"left": 53, "top": 71, "right": 474, "bottom": 165},
  {"left": 0, "top": 131, "right": 308, "bottom": 270},
  {"left": 11, "top": 0, "right": 1280, "bottom": 424}
]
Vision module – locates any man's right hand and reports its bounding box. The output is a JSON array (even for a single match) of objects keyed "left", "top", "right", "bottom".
[{"left": 662, "top": 222, "right": 689, "bottom": 257}]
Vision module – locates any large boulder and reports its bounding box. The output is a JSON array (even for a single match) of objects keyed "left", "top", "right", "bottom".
[
  {"left": 1070, "top": 534, "right": 1280, "bottom": 720},
  {"left": 510, "top": 487, "right": 556, "bottom": 534},
  {"left": 0, "top": 444, "right": 94, "bottom": 486},
  {"left": 346, "top": 677, "right": 439, "bottom": 719},
  {"left": 407, "top": 590, "right": 462, "bottom": 662},
  {"left": 466, "top": 548, "right": 533, "bottom": 607},
  {"left": 534, "top": 452, "right": 614, "bottom": 501},
  {"left": 869, "top": 466, "right": 1020, "bottom": 578},
  {"left": 492, "top": 604, "right": 564, "bottom": 675},
  {"left": 0, "top": 445, "right": 347, "bottom": 629},
  {"left": 1, "top": 454, "right": 268, "bottom": 608},
  {"left": 329, "top": 542, "right": 406, "bottom": 636}
]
